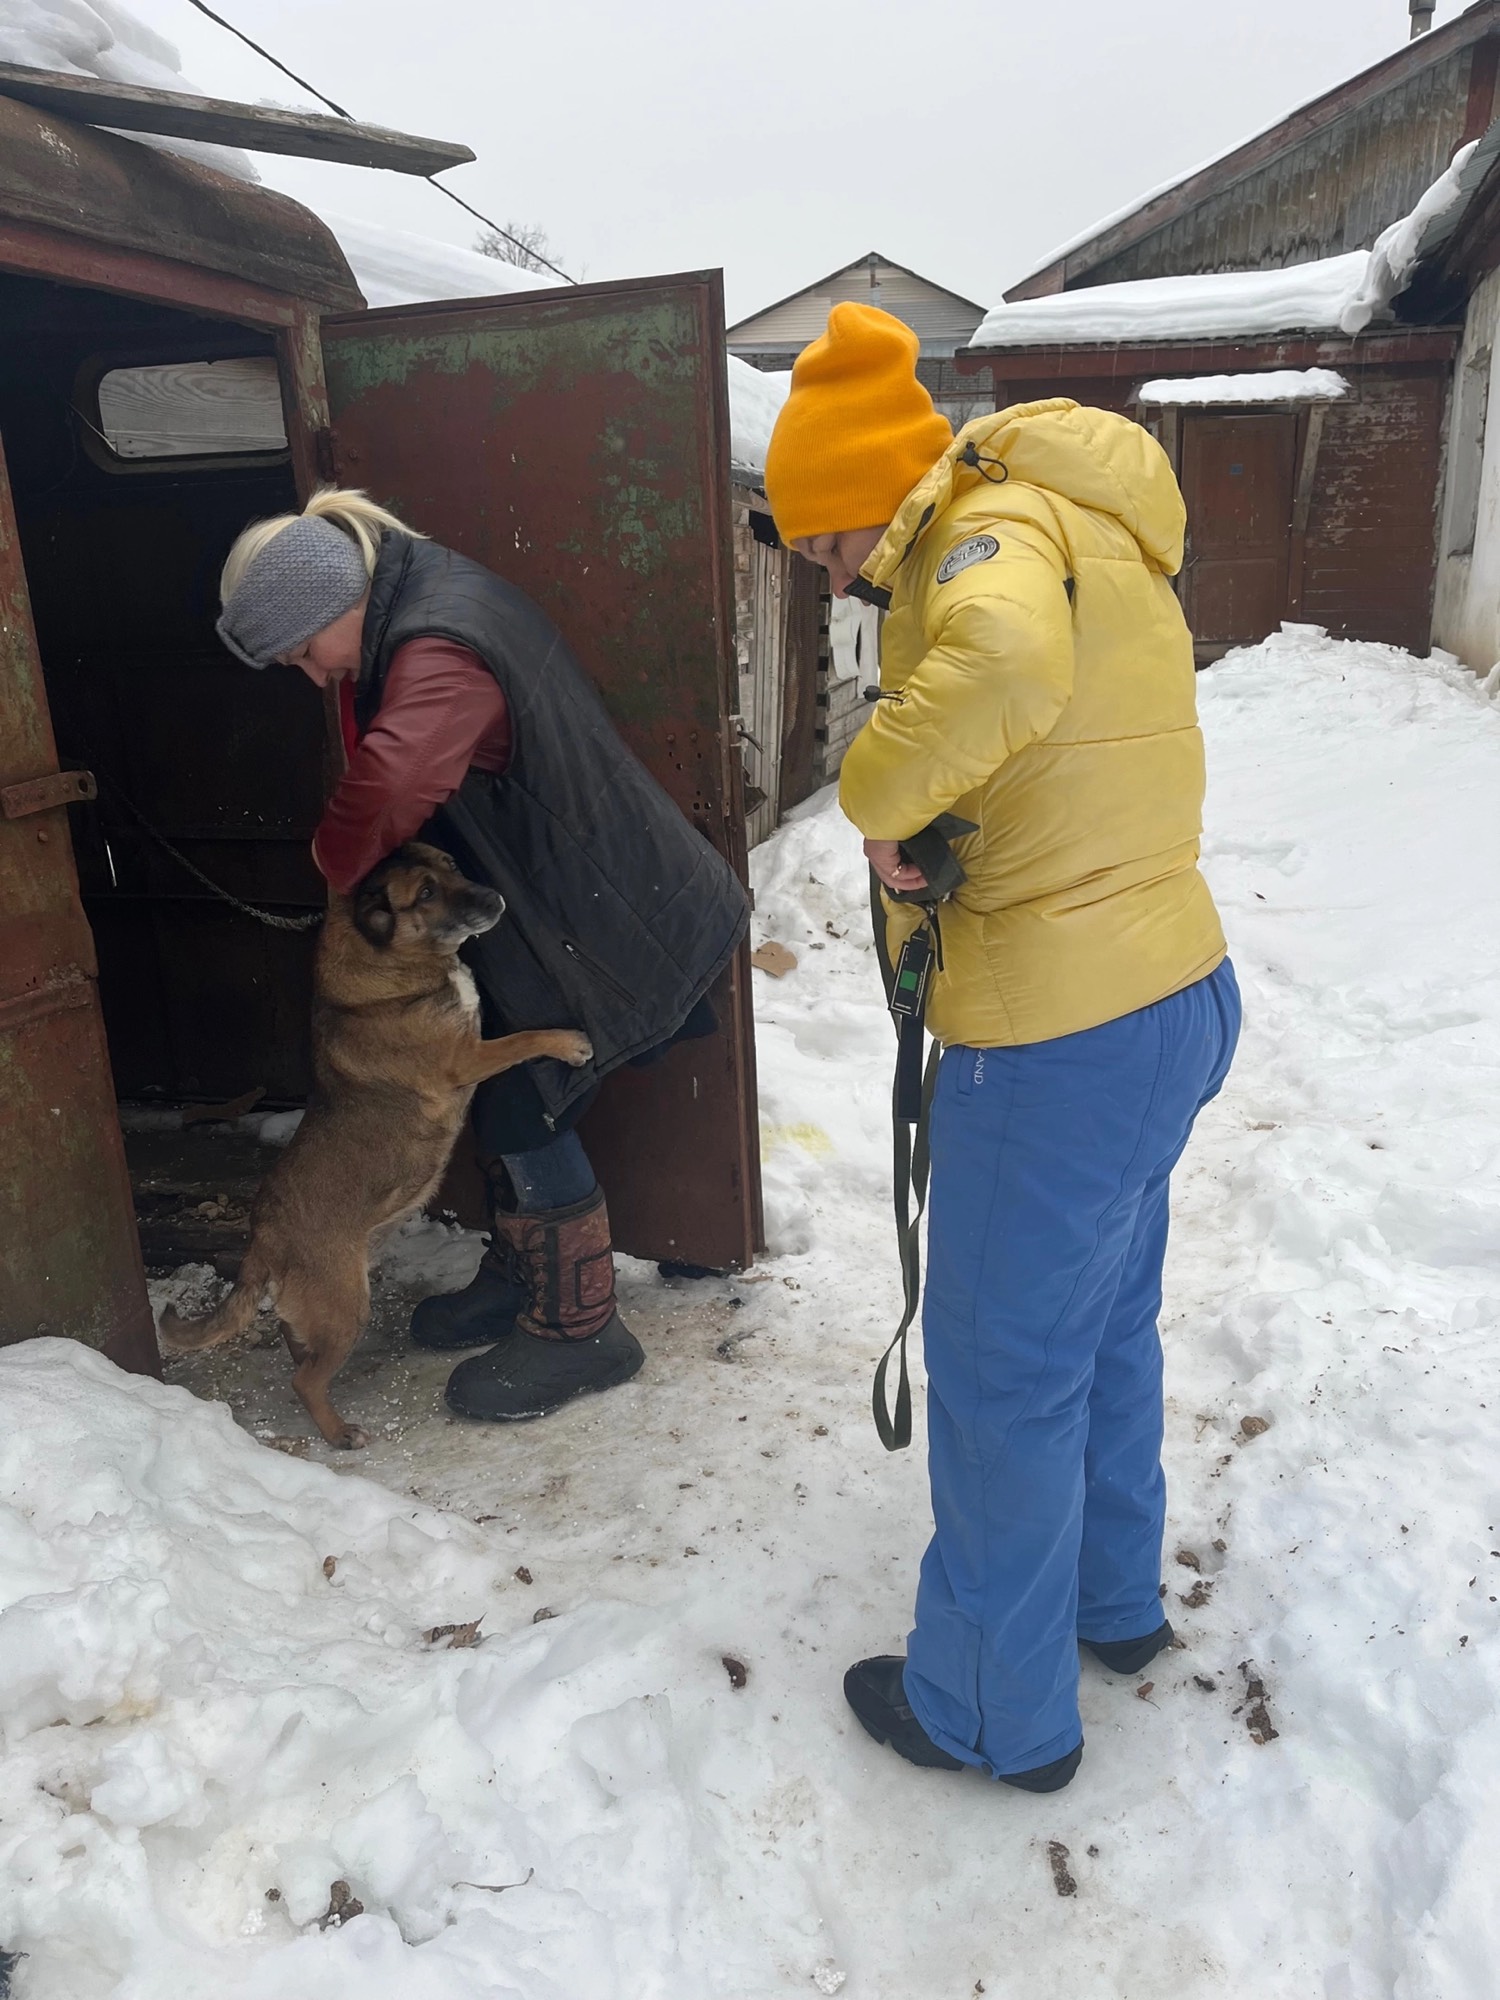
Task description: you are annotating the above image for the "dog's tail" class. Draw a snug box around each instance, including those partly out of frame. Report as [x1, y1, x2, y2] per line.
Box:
[157, 1249, 270, 1354]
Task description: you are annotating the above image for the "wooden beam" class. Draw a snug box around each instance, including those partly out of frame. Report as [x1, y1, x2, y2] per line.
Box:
[959, 330, 1461, 378]
[0, 63, 474, 175]
[1285, 401, 1329, 621]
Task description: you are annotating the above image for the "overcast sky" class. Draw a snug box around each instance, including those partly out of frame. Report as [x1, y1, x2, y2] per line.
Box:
[136, 0, 1474, 319]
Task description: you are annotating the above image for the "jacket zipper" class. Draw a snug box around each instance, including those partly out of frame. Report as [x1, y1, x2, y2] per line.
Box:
[561, 938, 635, 1007]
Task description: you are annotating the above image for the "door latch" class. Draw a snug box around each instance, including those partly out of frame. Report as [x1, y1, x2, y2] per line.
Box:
[1, 770, 98, 819]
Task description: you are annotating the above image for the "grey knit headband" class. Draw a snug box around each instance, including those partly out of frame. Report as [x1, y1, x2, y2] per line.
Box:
[216, 514, 371, 669]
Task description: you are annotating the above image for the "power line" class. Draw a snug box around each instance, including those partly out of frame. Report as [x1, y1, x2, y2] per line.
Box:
[183, 0, 353, 117]
[181, 0, 577, 285]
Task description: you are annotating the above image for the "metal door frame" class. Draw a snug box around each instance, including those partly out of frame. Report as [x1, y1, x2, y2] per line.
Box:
[0, 229, 328, 1366]
[304, 271, 763, 1269]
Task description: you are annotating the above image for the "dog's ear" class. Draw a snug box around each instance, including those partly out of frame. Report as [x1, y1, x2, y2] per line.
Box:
[353, 883, 396, 947]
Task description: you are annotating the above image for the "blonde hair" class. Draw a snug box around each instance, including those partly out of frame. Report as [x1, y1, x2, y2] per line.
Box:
[219, 486, 424, 605]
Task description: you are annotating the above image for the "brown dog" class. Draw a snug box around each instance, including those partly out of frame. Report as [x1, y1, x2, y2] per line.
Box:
[159, 841, 590, 1448]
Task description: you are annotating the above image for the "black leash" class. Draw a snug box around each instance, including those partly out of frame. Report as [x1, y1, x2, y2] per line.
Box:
[869, 870, 940, 1452]
[866, 813, 977, 1450]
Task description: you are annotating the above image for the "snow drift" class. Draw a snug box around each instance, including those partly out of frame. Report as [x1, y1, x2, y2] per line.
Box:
[8, 629, 1500, 1995]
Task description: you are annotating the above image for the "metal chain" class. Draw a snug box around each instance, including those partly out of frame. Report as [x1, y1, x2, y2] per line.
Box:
[99, 778, 323, 933]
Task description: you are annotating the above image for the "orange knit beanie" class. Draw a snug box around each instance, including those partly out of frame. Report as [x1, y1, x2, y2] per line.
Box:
[764, 303, 954, 544]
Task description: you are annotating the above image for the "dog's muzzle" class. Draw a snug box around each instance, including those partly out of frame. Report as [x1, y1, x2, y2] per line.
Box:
[454, 886, 505, 938]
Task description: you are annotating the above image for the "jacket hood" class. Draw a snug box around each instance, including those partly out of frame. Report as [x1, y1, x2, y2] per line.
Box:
[867, 399, 1187, 585]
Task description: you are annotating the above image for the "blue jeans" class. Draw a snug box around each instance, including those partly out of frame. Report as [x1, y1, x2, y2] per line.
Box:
[904, 959, 1241, 1776]
[499, 1129, 596, 1214]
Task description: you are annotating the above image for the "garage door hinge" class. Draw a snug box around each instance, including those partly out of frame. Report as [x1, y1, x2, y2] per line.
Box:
[1, 770, 97, 819]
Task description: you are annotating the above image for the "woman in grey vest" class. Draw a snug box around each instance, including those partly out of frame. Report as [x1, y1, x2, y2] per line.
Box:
[217, 488, 749, 1423]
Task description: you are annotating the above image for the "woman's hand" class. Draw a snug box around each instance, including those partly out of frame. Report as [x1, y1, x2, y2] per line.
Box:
[864, 838, 929, 896]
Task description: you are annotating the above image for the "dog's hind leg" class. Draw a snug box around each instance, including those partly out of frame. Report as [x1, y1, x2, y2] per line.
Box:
[277, 1258, 372, 1451]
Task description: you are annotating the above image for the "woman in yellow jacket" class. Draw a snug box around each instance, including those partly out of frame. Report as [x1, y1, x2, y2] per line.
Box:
[765, 305, 1240, 1793]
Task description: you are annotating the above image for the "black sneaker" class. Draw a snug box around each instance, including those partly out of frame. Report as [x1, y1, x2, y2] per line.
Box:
[444, 1312, 644, 1422]
[1080, 1620, 1175, 1675]
[844, 1656, 965, 1769]
[410, 1244, 526, 1352]
[844, 1656, 1082, 1791]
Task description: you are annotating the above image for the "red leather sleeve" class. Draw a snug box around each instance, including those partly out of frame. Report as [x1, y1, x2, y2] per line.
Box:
[312, 639, 512, 895]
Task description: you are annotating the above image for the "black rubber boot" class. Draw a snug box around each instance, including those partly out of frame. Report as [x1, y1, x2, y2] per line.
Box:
[446, 1311, 644, 1421]
[443, 1187, 643, 1422]
[410, 1236, 527, 1352]
[844, 1656, 1083, 1791]
[1080, 1620, 1175, 1675]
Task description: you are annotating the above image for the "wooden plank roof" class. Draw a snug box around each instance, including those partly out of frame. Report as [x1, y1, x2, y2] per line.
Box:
[1008, 0, 1500, 301]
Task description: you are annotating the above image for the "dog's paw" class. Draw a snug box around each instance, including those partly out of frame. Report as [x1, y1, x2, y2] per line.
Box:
[556, 1032, 594, 1068]
[329, 1423, 368, 1451]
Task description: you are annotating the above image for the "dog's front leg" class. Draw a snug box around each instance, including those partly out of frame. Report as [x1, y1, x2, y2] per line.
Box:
[449, 1028, 593, 1089]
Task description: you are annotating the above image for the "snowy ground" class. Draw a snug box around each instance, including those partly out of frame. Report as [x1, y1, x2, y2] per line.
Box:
[6, 626, 1500, 1997]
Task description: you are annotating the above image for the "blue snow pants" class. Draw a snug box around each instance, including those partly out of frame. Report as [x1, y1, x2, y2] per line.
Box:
[904, 957, 1241, 1777]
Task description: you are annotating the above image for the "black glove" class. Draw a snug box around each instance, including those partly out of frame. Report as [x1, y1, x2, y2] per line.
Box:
[886, 814, 978, 904]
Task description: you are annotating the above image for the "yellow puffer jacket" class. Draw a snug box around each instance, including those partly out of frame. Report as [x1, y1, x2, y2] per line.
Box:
[839, 398, 1225, 1048]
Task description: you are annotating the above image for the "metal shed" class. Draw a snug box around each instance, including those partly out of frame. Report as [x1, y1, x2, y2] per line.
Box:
[0, 81, 764, 1372]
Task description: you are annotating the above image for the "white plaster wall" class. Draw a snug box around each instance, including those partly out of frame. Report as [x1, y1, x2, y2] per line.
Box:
[1433, 266, 1500, 671]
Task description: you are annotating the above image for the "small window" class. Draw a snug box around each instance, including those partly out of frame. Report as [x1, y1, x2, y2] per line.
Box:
[94, 357, 287, 461]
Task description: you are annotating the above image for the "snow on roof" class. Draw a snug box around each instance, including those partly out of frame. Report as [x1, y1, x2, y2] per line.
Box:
[980, 124, 1485, 355]
[1341, 136, 1477, 335]
[322, 211, 554, 312]
[970, 252, 1369, 350]
[1138, 367, 1350, 405]
[0, 0, 258, 179]
[727, 360, 791, 477]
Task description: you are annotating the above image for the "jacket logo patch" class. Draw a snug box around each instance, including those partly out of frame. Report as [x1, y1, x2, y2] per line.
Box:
[936, 534, 1000, 584]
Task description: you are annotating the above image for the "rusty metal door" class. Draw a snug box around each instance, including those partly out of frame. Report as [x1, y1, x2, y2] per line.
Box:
[1179, 412, 1297, 662]
[0, 433, 157, 1367]
[318, 272, 762, 1270]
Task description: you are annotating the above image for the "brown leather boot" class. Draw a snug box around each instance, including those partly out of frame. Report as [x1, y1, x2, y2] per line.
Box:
[443, 1187, 644, 1421]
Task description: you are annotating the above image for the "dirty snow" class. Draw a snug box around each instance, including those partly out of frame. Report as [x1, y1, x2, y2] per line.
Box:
[1138, 367, 1349, 406]
[7, 624, 1500, 1996]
